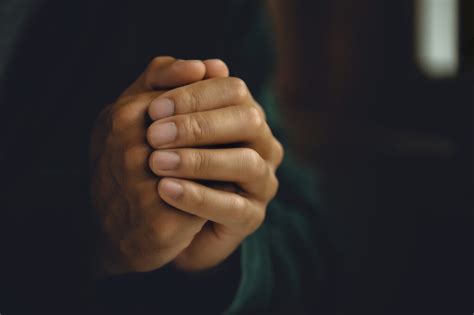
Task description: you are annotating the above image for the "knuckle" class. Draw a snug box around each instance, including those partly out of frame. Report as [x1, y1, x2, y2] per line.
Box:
[252, 209, 266, 231]
[246, 106, 265, 131]
[178, 87, 200, 113]
[116, 94, 136, 106]
[230, 195, 247, 215]
[235, 202, 252, 227]
[227, 77, 249, 102]
[241, 148, 266, 179]
[253, 205, 266, 226]
[240, 206, 264, 234]
[110, 95, 149, 132]
[188, 183, 206, 208]
[273, 139, 285, 167]
[256, 104, 267, 121]
[111, 106, 134, 131]
[191, 150, 209, 174]
[241, 147, 260, 164]
[266, 172, 280, 200]
[184, 114, 211, 143]
[123, 145, 149, 172]
[149, 215, 181, 247]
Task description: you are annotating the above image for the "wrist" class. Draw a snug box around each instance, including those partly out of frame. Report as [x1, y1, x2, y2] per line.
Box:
[93, 247, 242, 314]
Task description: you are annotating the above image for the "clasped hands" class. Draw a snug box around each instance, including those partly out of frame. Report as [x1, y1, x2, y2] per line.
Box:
[90, 57, 283, 275]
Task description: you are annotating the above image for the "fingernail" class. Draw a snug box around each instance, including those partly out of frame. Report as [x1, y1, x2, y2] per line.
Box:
[175, 59, 201, 66]
[187, 59, 202, 65]
[204, 58, 223, 63]
[149, 122, 177, 147]
[160, 180, 183, 199]
[152, 151, 180, 170]
[149, 98, 175, 120]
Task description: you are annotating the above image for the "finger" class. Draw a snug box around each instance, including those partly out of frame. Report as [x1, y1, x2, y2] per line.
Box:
[119, 183, 206, 273]
[203, 59, 229, 79]
[172, 222, 242, 272]
[149, 148, 278, 200]
[146, 103, 281, 166]
[122, 57, 206, 96]
[146, 59, 206, 89]
[147, 104, 265, 149]
[147, 77, 249, 121]
[267, 138, 285, 171]
[158, 178, 264, 232]
[109, 91, 162, 142]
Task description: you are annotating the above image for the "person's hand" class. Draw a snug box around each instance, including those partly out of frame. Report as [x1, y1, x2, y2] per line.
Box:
[90, 56, 229, 275]
[146, 77, 284, 272]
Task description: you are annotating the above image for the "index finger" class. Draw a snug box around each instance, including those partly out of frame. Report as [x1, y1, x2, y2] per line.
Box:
[148, 77, 250, 121]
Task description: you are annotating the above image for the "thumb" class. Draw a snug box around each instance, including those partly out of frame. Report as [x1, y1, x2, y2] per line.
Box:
[203, 59, 230, 79]
[122, 56, 206, 96]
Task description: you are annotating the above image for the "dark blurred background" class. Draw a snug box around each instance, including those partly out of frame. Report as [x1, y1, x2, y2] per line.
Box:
[0, 0, 471, 313]
[274, 0, 473, 312]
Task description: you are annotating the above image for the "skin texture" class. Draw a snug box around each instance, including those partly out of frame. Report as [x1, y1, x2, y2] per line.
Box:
[90, 56, 283, 276]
